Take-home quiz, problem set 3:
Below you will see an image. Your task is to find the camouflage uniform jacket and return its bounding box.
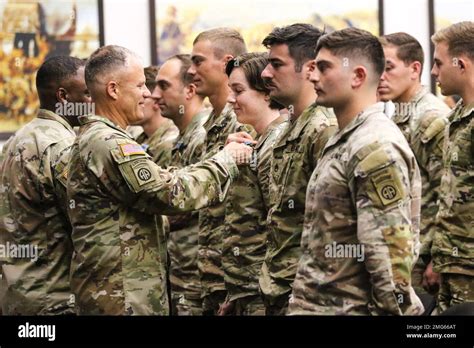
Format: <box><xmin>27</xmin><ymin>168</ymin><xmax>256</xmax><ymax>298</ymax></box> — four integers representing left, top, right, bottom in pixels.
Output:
<box><xmin>166</xmin><ymin>110</ymin><xmax>208</xmax><ymax>301</ymax></box>
<box><xmin>66</xmin><ymin>114</ymin><xmax>238</xmax><ymax>315</ymax></box>
<box><xmin>288</xmin><ymin>103</ymin><xmax>424</xmax><ymax>315</ymax></box>
<box><xmin>135</xmin><ymin>119</ymin><xmax>179</xmax><ymax>166</ymax></box>
<box><xmin>391</xmin><ymin>87</ymin><xmax>449</xmax><ymax>257</ymax></box>
<box><xmin>0</xmin><ymin>109</ymin><xmax>75</xmax><ymax>315</ymax></box>
<box><xmin>259</xmin><ymin>103</ymin><xmax>337</xmax><ymax>303</ymax></box>
<box><xmin>432</xmin><ymin>100</ymin><xmax>474</xmax><ymax>276</ymax></box>
<box><xmin>223</xmin><ymin>115</ymin><xmax>288</xmax><ymax>302</ymax></box>
<box><xmin>198</xmin><ymin>103</ymin><xmax>253</xmax><ymax>297</ymax></box>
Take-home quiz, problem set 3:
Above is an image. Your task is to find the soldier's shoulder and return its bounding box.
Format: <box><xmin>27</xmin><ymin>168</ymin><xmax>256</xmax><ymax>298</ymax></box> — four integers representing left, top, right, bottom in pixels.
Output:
<box><xmin>416</xmin><ymin>112</ymin><xmax>448</xmax><ymax>144</ymax></box>
<box><xmin>309</xmin><ymin>106</ymin><xmax>337</xmax><ymax>133</ymax></box>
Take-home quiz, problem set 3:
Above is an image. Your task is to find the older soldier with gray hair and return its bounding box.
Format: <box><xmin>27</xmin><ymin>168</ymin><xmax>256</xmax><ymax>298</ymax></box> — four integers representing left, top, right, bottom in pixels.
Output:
<box><xmin>65</xmin><ymin>45</ymin><xmax>252</xmax><ymax>315</ymax></box>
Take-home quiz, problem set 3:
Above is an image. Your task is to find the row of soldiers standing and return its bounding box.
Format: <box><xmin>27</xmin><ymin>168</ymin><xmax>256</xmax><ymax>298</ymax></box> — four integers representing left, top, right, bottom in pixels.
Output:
<box><xmin>0</xmin><ymin>21</ymin><xmax>472</xmax><ymax>316</ymax></box>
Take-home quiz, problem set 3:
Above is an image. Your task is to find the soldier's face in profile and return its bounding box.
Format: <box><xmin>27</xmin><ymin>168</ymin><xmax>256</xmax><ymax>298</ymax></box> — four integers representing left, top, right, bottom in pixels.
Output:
<box><xmin>261</xmin><ymin>44</ymin><xmax>310</xmax><ymax>107</ymax></box>
<box><xmin>154</xmin><ymin>58</ymin><xmax>187</xmax><ymax>119</ymax></box>
<box><xmin>62</xmin><ymin>66</ymin><xmax>91</xmax><ymax>108</ymax></box>
<box><xmin>431</xmin><ymin>42</ymin><xmax>460</xmax><ymax>96</ymax></box>
<box><xmin>189</xmin><ymin>39</ymin><xmax>227</xmax><ymax>97</ymax></box>
<box><xmin>227</xmin><ymin>67</ymin><xmax>270</xmax><ymax>128</ymax></box>
<box><xmin>310</xmin><ymin>48</ymin><xmax>352</xmax><ymax>109</ymax></box>
<box><xmin>117</xmin><ymin>58</ymin><xmax>151</xmax><ymax>125</ymax></box>
<box><xmin>378</xmin><ymin>45</ymin><xmax>416</xmax><ymax>103</ymax></box>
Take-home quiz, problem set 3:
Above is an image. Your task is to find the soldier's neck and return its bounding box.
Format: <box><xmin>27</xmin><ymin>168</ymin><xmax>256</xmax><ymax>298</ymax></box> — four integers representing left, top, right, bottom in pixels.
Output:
<box><xmin>335</xmin><ymin>91</ymin><xmax>377</xmax><ymax>130</ymax></box>
<box><xmin>95</xmin><ymin>104</ymin><xmax>127</xmax><ymax>129</ymax></box>
<box><xmin>208</xmin><ymin>87</ymin><xmax>229</xmax><ymax>116</ymax></box>
<box><xmin>460</xmin><ymin>84</ymin><xmax>474</xmax><ymax>106</ymax></box>
<box><xmin>288</xmin><ymin>88</ymin><xmax>317</xmax><ymax>121</ymax></box>
<box><xmin>393</xmin><ymin>82</ymin><xmax>422</xmax><ymax>104</ymax></box>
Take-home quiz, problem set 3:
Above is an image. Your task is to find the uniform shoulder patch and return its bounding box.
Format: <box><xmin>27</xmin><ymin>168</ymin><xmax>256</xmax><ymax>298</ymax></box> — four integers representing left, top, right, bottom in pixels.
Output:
<box><xmin>119</xmin><ymin>143</ymin><xmax>146</xmax><ymax>156</ymax></box>
<box><xmin>421</xmin><ymin>116</ymin><xmax>447</xmax><ymax>143</ymax></box>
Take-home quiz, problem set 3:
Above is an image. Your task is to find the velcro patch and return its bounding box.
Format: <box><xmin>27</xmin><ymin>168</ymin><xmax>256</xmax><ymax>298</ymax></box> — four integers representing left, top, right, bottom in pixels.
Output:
<box><xmin>370</xmin><ymin>167</ymin><xmax>403</xmax><ymax>206</ymax></box>
<box><xmin>120</xmin><ymin>143</ymin><xmax>146</xmax><ymax>156</ymax></box>
<box><xmin>131</xmin><ymin>161</ymin><xmax>155</xmax><ymax>187</ymax></box>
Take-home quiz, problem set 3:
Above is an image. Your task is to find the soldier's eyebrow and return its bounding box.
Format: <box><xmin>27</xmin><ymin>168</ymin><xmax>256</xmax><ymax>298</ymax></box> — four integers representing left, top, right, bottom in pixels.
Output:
<box><xmin>157</xmin><ymin>79</ymin><xmax>171</xmax><ymax>89</ymax></box>
<box><xmin>315</xmin><ymin>59</ymin><xmax>332</xmax><ymax>70</ymax></box>
<box><xmin>191</xmin><ymin>55</ymin><xmax>205</xmax><ymax>64</ymax></box>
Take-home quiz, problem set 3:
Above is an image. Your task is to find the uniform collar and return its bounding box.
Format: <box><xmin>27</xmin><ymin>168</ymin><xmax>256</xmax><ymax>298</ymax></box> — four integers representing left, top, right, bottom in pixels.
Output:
<box><xmin>323</xmin><ymin>102</ymin><xmax>385</xmax><ymax>153</ymax></box>
<box><xmin>285</xmin><ymin>102</ymin><xmax>318</xmax><ymax>142</ymax></box>
<box><xmin>78</xmin><ymin>114</ymin><xmax>129</xmax><ymax>136</ymax></box>
<box><xmin>450</xmin><ymin>99</ymin><xmax>474</xmax><ymax>122</ymax></box>
<box><xmin>180</xmin><ymin>110</ymin><xmax>208</xmax><ymax>136</ymax></box>
<box><xmin>37</xmin><ymin>109</ymin><xmax>75</xmax><ymax>133</ymax></box>
<box><xmin>255</xmin><ymin>115</ymin><xmax>288</xmax><ymax>151</ymax></box>
<box><xmin>391</xmin><ymin>86</ymin><xmax>428</xmax><ymax>125</ymax></box>
<box><xmin>203</xmin><ymin>103</ymin><xmax>234</xmax><ymax>131</ymax></box>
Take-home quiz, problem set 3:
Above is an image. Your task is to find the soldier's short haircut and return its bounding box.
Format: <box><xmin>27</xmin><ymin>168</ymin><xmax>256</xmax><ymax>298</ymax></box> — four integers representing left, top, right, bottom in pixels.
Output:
<box><xmin>193</xmin><ymin>27</ymin><xmax>247</xmax><ymax>59</ymax></box>
<box><xmin>431</xmin><ymin>21</ymin><xmax>474</xmax><ymax>60</ymax></box>
<box><xmin>226</xmin><ymin>52</ymin><xmax>283</xmax><ymax>110</ymax></box>
<box><xmin>168</xmin><ymin>54</ymin><xmax>194</xmax><ymax>85</ymax></box>
<box><xmin>144</xmin><ymin>66</ymin><xmax>159</xmax><ymax>92</ymax></box>
<box><xmin>36</xmin><ymin>55</ymin><xmax>85</xmax><ymax>104</ymax></box>
<box><xmin>379</xmin><ymin>32</ymin><xmax>424</xmax><ymax>71</ymax></box>
<box><xmin>262</xmin><ymin>23</ymin><xmax>323</xmax><ymax>72</ymax></box>
<box><xmin>85</xmin><ymin>45</ymin><xmax>137</xmax><ymax>89</ymax></box>
<box><xmin>316</xmin><ymin>27</ymin><xmax>385</xmax><ymax>83</ymax></box>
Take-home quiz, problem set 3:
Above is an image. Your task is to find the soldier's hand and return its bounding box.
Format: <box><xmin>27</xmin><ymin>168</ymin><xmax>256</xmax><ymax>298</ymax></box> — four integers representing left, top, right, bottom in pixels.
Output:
<box><xmin>422</xmin><ymin>260</ymin><xmax>441</xmax><ymax>295</ymax></box>
<box><xmin>226</xmin><ymin>131</ymin><xmax>257</xmax><ymax>146</ymax></box>
<box><xmin>223</xmin><ymin>142</ymin><xmax>253</xmax><ymax>165</ymax></box>
<box><xmin>217</xmin><ymin>300</ymin><xmax>235</xmax><ymax>316</ymax></box>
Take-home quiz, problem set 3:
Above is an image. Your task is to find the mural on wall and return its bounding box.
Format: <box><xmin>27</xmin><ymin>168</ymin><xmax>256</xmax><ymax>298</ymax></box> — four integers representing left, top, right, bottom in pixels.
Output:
<box><xmin>0</xmin><ymin>0</ymin><xmax>103</xmax><ymax>138</ymax></box>
<box><xmin>154</xmin><ymin>0</ymin><xmax>381</xmax><ymax>64</ymax></box>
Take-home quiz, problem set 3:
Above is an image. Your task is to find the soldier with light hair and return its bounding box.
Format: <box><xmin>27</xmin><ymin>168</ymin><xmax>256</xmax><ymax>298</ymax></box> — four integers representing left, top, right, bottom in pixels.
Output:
<box><xmin>378</xmin><ymin>32</ymin><xmax>450</xmax><ymax>300</ymax></box>
<box><xmin>430</xmin><ymin>21</ymin><xmax>474</xmax><ymax>313</ymax></box>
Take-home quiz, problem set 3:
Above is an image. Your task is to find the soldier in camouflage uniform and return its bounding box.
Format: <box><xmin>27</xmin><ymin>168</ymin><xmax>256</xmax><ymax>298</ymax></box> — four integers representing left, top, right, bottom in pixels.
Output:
<box><xmin>289</xmin><ymin>28</ymin><xmax>424</xmax><ymax>316</ymax></box>
<box><xmin>152</xmin><ymin>54</ymin><xmax>208</xmax><ymax>315</ymax></box>
<box><xmin>378</xmin><ymin>32</ymin><xmax>450</xmax><ymax>298</ymax></box>
<box><xmin>430</xmin><ymin>22</ymin><xmax>474</xmax><ymax>312</ymax></box>
<box><xmin>258</xmin><ymin>24</ymin><xmax>337</xmax><ymax>315</ymax></box>
<box><xmin>0</xmin><ymin>56</ymin><xmax>90</xmax><ymax>315</ymax></box>
<box><xmin>188</xmin><ymin>28</ymin><xmax>251</xmax><ymax>315</ymax></box>
<box><xmin>131</xmin><ymin>66</ymin><xmax>178</xmax><ymax>166</ymax></box>
<box><xmin>66</xmin><ymin>45</ymin><xmax>252</xmax><ymax>315</ymax></box>
<box><xmin>219</xmin><ymin>53</ymin><xmax>288</xmax><ymax>315</ymax></box>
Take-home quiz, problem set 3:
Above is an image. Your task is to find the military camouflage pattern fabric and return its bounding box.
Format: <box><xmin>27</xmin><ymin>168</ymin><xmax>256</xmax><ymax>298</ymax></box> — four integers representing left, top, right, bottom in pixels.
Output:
<box><xmin>66</xmin><ymin>114</ymin><xmax>238</xmax><ymax>315</ymax></box>
<box><xmin>391</xmin><ymin>88</ymin><xmax>449</xmax><ymax>292</ymax></box>
<box><xmin>135</xmin><ymin>119</ymin><xmax>179</xmax><ymax>166</ymax></box>
<box><xmin>259</xmin><ymin>103</ymin><xmax>337</xmax><ymax>308</ymax></box>
<box><xmin>166</xmin><ymin>110</ymin><xmax>208</xmax><ymax>315</ymax></box>
<box><xmin>198</xmin><ymin>103</ymin><xmax>253</xmax><ymax>302</ymax></box>
<box><xmin>438</xmin><ymin>273</ymin><xmax>474</xmax><ymax>312</ymax></box>
<box><xmin>288</xmin><ymin>103</ymin><xmax>424</xmax><ymax>315</ymax></box>
<box><xmin>391</xmin><ymin>88</ymin><xmax>449</xmax><ymax>259</ymax></box>
<box><xmin>0</xmin><ymin>109</ymin><xmax>75</xmax><ymax>315</ymax></box>
<box><xmin>222</xmin><ymin>115</ymin><xmax>287</xmax><ymax>308</ymax></box>
<box><xmin>432</xmin><ymin>100</ymin><xmax>473</xmax><ymax>276</ymax></box>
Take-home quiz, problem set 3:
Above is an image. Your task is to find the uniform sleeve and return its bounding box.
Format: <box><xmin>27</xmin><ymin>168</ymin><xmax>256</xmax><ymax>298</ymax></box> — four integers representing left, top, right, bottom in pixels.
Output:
<box><xmin>352</xmin><ymin>143</ymin><xmax>422</xmax><ymax>315</ymax></box>
<box><xmin>94</xmin><ymin>138</ymin><xmax>239</xmax><ymax>216</ymax></box>
<box><xmin>415</xmin><ymin>114</ymin><xmax>448</xmax><ymax>259</ymax></box>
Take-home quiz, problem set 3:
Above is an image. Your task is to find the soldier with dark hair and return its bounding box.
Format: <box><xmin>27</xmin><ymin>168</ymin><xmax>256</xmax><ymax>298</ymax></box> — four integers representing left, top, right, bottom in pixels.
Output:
<box><xmin>0</xmin><ymin>55</ymin><xmax>90</xmax><ymax>315</ymax></box>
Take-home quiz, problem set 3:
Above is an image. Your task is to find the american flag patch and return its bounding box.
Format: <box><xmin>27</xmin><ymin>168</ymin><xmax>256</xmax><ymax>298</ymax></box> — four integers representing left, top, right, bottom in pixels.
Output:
<box><xmin>120</xmin><ymin>143</ymin><xmax>146</xmax><ymax>156</ymax></box>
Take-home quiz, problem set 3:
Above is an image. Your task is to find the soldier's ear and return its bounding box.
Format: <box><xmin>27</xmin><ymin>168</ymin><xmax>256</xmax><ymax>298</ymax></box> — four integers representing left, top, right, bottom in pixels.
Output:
<box><xmin>351</xmin><ymin>65</ymin><xmax>367</xmax><ymax>89</ymax></box>
<box><xmin>185</xmin><ymin>83</ymin><xmax>196</xmax><ymax>100</ymax></box>
<box><xmin>56</xmin><ymin>87</ymin><xmax>68</xmax><ymax>104</ymax></box>
<box><xmin>106</xmin><ymin>81</ymin><xmax>119</xmax><ymax>100</ymax></box>
<box><xmin>222</xmin><ymin>54</ymin><xmax>234</xmax><ymax>72</ymax></box>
